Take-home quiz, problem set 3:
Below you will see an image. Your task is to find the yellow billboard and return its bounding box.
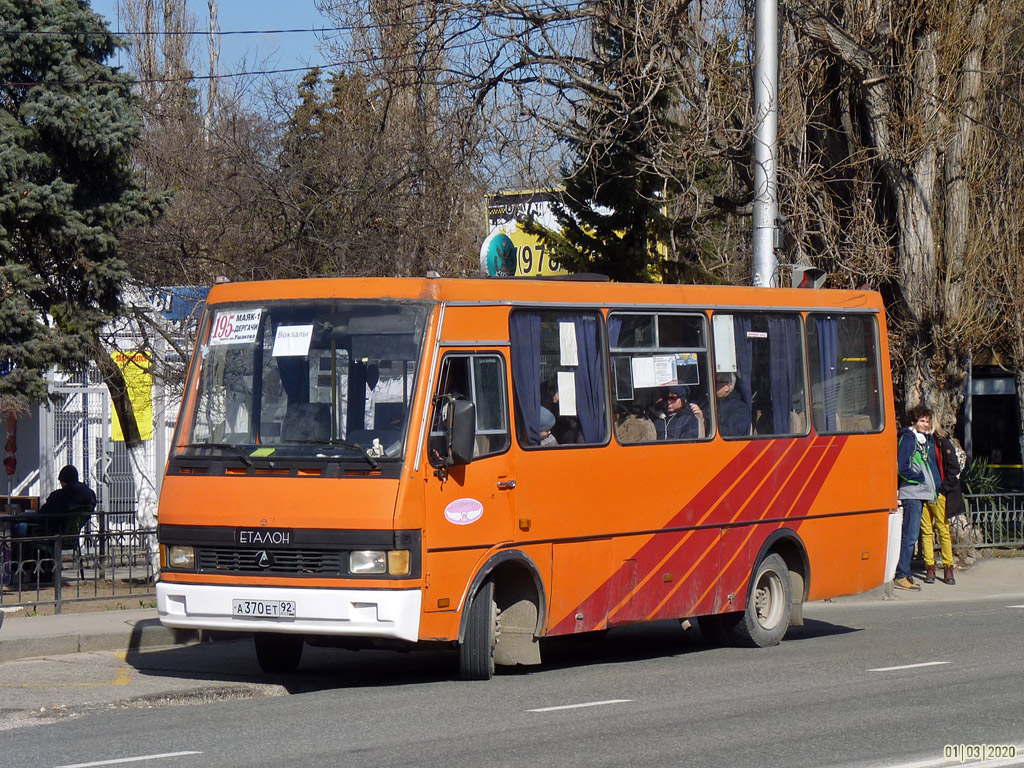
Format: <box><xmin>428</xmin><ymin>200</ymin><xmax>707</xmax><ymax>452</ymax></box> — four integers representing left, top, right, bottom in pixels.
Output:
<box><xmin>483</xmin><ymin>190</ymin><xmax>569</xmax><ymax>277</ymax></box>
<box><xmin>111</xmin><ymin>350</ymin><xmax>153</xmax><ymax>441</ymax></box>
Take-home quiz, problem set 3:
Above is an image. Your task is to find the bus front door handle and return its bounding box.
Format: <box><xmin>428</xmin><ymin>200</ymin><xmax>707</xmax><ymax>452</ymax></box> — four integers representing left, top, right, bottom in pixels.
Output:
<box><xmin>497</xmin><ymin>480</ymin><xmax>516</xmax><ymax>490</ymax></box>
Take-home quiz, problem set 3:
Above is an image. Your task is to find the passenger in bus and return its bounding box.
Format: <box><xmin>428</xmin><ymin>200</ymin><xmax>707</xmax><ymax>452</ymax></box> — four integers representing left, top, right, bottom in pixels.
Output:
<box><xmin>615</xmin><ymin>406</ymin><xmax>657</xmax><ymax>443</ymax></box>
<box><xmin>541</xmin><ymin>381</ymin><xmax>583</xmax><ymax>444</ymax></box>
<box><xmin>538</xmin><ymin>407</ymin><xmax>558</xmax><ymax>446</ymax></box>
<box><xmin>651</xmin><ymin>386</ymin><xmax>705</xmax><ymax>440</ymax></box>
<box><xmin>715</xmin><ymin>372</ymin><xmax>751</xmax><ymax>437</ymax></box>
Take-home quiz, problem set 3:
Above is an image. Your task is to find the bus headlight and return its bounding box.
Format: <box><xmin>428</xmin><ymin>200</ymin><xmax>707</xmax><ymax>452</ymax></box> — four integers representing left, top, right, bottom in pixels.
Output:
<box><xmin>387</xmin><ymin>549</ymin><xmax>411</xmax><ymax>576</ymax></box>
<box><xmin>349</xmin><ymin>550</ymin><xmax>411</xmax><ymax>575</ymax></box>
<box><xmin>167</xmin><ymin>545</ymin><xmax>196</xmax><ymax>570</ymax></box>
<box><xmin>349</xmin><ymin>550</ymin><xmax>387</xmax><ymax>574</ymax></box>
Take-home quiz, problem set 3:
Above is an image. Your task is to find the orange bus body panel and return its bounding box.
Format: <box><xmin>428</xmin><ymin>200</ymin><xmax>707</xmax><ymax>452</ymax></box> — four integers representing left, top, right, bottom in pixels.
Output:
<box><xmin>158</xmin><ymin>277</ymin><xmax>896</xmax><ymax>652</ymax></box>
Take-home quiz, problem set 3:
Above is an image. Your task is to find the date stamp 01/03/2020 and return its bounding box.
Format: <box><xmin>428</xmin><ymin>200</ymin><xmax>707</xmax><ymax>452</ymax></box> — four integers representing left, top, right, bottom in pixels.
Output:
<box><xmin>943</xmin><ymin>745</ymin><xmax>1018</xmax><ymax>763</ymax></box>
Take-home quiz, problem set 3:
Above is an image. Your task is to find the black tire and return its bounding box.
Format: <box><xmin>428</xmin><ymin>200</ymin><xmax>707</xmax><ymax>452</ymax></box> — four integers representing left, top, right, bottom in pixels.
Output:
<box><xmin>254</xmin><ymin>632</ymin><xmax>304</xmax><ymax>674</ymax></box>
<box><xmin>459</xmin><ymin>580</ymin><xmax>497</xmax><ymax>680</ymax></box>
<box><xmin>730</xmin><ymin>553</ymin><xmax>792</xmax><ymax>647</ymax></box>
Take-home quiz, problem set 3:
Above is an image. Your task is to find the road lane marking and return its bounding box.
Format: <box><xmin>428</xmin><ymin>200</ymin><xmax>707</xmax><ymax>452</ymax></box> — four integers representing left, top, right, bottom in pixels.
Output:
<box><xmin>1008</xmin><ymin>605</ymin><xmax>1024</xmax><ymax>609</ymax></box>
<box><xmin>869</xmin><ymin>661</ymin><xmax>950</xmax><ymax>672</ymax></box>
<box><xmin>55</xmin><ymin>753</ymin><xmax>202</xmax><ymax>768</ymax></box>
<box><xmin>528</xmin><ymin>699</ymin><xmax>632</xmax><ymax>713</ymax></box>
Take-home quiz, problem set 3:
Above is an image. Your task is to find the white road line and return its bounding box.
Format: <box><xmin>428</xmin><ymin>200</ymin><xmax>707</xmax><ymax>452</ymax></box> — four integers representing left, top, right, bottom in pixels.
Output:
<box><xmin>1008</xmin><ymin>605</ymin><xmax>1024</xmax><ymax>609</ymax></box>
<box><xmin>528</xmin><ymin>699</ymin><xmax>632</xmax><ymax>713</ymax></box>
<box><xmin>869</xmin><ymin>661</ymin><xmax>951</xmax><ymax>672</ymax></box>
<box><xmin>54</xmin><ymin>752</ymin><xmax>202</xmax><ymax>768</ymax></box>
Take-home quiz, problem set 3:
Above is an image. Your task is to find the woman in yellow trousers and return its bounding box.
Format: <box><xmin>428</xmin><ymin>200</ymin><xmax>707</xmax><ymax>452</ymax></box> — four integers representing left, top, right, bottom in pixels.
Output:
<box><xmin>921</xmin><ymin>426</ymin><xmax>966</xmax><ymax>585</ymax></box>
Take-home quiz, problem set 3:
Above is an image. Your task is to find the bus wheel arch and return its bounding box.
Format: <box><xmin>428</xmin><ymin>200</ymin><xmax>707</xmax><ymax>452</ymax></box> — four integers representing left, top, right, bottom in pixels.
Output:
<box><xmin>752</xmin><ymin>529</ymin><xmax>810</xmax><ymax>630</ymax></box>
<box><xmin>730</xmin><ymin>530</ymin><xmax>809</xmax><ymax>647</ymax></box>
<box><xmin>459</xmin><ymin>551</ymin><xmax>546</xmax><ymax>678</ymax></box>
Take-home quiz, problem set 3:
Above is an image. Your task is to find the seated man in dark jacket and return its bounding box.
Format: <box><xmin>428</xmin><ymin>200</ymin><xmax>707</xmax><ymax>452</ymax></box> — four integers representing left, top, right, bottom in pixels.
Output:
<box><xmin>715</xmin><ymin>372</ymin><xmax>751</xmax><ymax>437</ymax></box>
<box><xmin>651</xmin><ymin>386</ymin><xmax>705</xmax><ymax>440</ymax></box>
<box><xmin>15</xmin><ymin>465</ymin><xmax>96</xmax><ymax>537</ymax></box>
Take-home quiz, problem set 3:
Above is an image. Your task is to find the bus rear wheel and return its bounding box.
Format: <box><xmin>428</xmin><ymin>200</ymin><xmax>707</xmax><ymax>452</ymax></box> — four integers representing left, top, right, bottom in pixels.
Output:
<box><xmin>732</xmin><ymin>553</ymin><xmax>792</xmax><ymax>647</ymax></box>
<box><xmin>254</xmin><ymin>632</ymin><xmax>304</xmax><ymax>674</ymax></box>
<box><xmin>459</xmin><ymin>580</ymin><xmax>497</xmax><ymax>680</ymax></box>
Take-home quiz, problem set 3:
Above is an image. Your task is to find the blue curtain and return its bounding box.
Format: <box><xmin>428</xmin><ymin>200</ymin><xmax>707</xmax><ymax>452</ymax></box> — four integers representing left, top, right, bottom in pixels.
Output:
<box><xmin>568</xmin><ymin>314</ymin><xmax>606</xmax><ymax>443</ymax></box>
<box><xmin>768</xmin><ymin>316</ymin><xmax>797</xmax><ymax>434</ymax></box>
<box><xmin>732</xmin><ymin>315</ymin><xmax>753</xmax><ymax>408</ymax></box>
<box><xmin>607</xmin><ymin>315</ymin><xmax>622</xmax><ymax>348</ymax></box>
<box><xmin>509</xmin><ymin>313</ymin><xmax>542</xmax><ymax>444</ymax></box>
<box><xmin>817</xmin><ymin>317</ymin><xmax>839</xmax><ymax>431</ymax></box>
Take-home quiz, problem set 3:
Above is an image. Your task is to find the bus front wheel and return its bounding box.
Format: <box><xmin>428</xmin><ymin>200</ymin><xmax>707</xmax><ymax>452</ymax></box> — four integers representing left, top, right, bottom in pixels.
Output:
<box><xmin>459</xmin><ymin>580</ymin><xmax>497</xmax><ymax>680</ymax></box>
<box><xmin>254</xmin><ymin>632</ymin><xmax>304</xmax><ymax>674</ymax></box>
<box><xmin>732</xmin><ymin>553</ymin><xmax>792</xmax><ymax>647</ymax></box>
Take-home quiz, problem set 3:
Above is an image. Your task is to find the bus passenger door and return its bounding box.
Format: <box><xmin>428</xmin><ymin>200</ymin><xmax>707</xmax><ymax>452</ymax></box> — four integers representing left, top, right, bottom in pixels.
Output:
<box><xmin>422</xmin><ymin>352</ymin><xmax>515</xmax><ymax>604</ymax></box>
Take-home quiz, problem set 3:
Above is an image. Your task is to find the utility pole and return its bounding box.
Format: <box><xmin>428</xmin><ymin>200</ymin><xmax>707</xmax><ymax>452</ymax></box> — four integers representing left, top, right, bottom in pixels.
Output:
<box><xmin>751</xmin><ymin>0</ymin><xmax>779</xmax><ymax>287</ymax></box>
<box><xmin>205</xmin><ymin>0</ymin><xmax>220</xmax><ymax>141</ymax></box>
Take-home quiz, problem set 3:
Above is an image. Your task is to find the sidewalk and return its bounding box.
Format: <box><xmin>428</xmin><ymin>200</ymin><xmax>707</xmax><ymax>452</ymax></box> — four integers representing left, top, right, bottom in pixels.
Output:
<box><xmin>1</xmin><ymin>556</ymin><xmax>1023</xmax><ymax>665</ymax></box>
<box><xmin>0</xmin><ymin>605</ymin><xmax>204</xmax><ymax>664</ymax></box>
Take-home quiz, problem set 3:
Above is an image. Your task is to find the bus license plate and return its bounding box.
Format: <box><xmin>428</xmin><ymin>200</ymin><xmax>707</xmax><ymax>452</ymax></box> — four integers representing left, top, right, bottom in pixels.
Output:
<box><xmin>232</xmin><ymin>599</ymin><xmax>296</xmax><ymax>619</ymax></box>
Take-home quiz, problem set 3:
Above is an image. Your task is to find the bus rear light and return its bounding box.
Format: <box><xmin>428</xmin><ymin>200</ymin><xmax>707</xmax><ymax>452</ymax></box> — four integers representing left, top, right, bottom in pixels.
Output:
<box><xmin>167</xmin><ymin>545</ymin><xmax>196</xmax><ymax>570</ymax></box>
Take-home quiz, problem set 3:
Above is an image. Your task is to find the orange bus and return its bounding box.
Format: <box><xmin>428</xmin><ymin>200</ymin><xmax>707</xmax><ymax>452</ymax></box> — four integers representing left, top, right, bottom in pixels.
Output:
<box><xmin>156</xmin><ymin>277</ymin><xmax>898</xmax><ymax>678</ymax></box>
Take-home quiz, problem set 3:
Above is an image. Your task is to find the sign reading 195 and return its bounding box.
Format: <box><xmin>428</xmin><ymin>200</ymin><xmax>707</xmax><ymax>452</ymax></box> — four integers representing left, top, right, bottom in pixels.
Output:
<box><xmin>211</xmin><ymin>312</ymin><xmax>236</xmax><ymax>340</ymax></box>
<box><xmin>517</xmin><ymin>243</ymin><xmax>563</xmax><ymax>276</ymax></box>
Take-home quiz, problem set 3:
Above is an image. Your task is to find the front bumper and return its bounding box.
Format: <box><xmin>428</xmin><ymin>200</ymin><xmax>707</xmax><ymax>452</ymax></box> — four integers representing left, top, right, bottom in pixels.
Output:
<box><xmin>156</xmin><ymin>582</ymin><xmax>422</xmax><ymax>642</ymax></box>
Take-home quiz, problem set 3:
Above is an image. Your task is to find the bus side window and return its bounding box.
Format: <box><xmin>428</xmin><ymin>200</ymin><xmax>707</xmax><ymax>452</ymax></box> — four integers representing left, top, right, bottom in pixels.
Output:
<box><xmin>807</xmin><ymin>314</ymin><xmax>883</xmax><ymax>434</ymax></box>
<box><xmin>608</xmin><ymin>311</ymin><xmax>710</xmax><ymax>444</ymax></box>
<box><xmin>712</xmin><ymin>312</ymin><xmax>807</xmax><ymax>438</ymax></box>
<box><xmin>510</xmin><ymin>310</ymin><xmax>607</xmax><ymax>448</ymax></box>
<box><xmin>428</xmin><ymin>353</ymin><xmax>510</xmax><ymax>465</ymax></box>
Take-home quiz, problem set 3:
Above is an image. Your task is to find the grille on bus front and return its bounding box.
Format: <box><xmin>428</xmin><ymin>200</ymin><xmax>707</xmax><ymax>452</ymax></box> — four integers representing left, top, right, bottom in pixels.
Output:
<box><xmin>197</xmin><ymin>548</ymin><xmax>346</xmax><ymax>576</ymax></box>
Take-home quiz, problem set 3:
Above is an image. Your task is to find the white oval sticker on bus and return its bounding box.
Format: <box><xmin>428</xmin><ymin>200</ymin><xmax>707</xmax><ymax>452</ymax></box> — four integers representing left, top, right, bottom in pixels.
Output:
<box><xmin>444</xmin><ymin>498</ymin><xmax>484</xmax><ymax>525</ymax></box>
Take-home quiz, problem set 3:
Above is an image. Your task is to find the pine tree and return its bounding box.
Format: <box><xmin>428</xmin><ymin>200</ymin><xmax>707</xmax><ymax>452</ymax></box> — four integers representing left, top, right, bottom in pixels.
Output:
<box><xmin>523</xmin><ymin>0</ymin><xmax>679</xmax><ymax>283</ymax></box>
<box><xmin>0</xmin><ymin>0</ymin><xmax>165</xmax><ymax>405</ymax></box>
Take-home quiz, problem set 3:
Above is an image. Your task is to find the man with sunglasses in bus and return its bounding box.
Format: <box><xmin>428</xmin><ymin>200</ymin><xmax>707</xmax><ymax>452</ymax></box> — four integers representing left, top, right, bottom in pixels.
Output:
<box><xmin>652</xmin><ymin>385</ymin><xmax>705</xmax><ymax>440</ymax></box>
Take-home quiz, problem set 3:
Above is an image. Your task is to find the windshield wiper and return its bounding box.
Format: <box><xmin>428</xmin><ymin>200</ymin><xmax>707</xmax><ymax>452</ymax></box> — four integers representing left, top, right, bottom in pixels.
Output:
<box><xmin>287</xmin><ymin>439</ymin><xmax>380</xmax><ymax>469</ymax></box>
<box><xmin>185</xmin><ymin>442</ymin><xmax>253</xmax><ymax>467</ymax></box>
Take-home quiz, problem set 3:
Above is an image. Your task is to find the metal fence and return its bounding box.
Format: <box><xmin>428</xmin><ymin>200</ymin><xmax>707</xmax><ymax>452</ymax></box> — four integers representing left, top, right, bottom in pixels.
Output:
<box><xmin>956</xmin><ymin>493</ymin><xmax>1024</xmax><ymax>549</ymax></box>
<box><xmin>1</xmin><ymin>511</ymin><xmax>157</xmax><ymax>613</ymax></box>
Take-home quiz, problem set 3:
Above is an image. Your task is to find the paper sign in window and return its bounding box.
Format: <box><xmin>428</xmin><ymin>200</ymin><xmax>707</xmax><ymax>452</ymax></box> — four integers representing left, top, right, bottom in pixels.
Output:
<box><xmin>209</xmin><ymin>309</ymin><xmax>263</xmax><ymax>346</ymax></box>
<box><xmin>559</xmin><ymin>322</ymin><xmax>578</xmax><ymax>366</ymax></box>
<box><xmin>631</xmin><ymin>357</ymin><xmax>657</xmax><ymax>388</ymax></box>
<box><xmin>272</xmin><ymin>324</ymin><xmax>314</xmax><ymax>357</ymax></box>
<box><xmin>556</xmin><ymin>371</ymin><xmax>577</xmax><ymax>416</ymax></box>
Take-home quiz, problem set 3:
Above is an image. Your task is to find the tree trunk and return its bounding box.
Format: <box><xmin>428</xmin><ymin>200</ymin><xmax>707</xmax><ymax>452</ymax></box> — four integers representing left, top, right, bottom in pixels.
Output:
<box><xmin>91</xmin><ymin>346</ymin><xmax>159</xmax><ymax>572</ymax></box>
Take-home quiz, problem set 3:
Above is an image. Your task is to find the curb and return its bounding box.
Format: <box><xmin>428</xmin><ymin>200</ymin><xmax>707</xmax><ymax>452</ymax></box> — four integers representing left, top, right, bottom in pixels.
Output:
<box><xmin>0</xmin><ymin>616</ymin><xmax>202</xmax><ymax>664</ymax></box>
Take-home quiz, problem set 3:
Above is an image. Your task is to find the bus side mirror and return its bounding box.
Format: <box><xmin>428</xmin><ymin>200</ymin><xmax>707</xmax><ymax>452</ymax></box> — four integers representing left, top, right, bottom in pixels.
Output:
<box><xmin>449</xmin><ymin>399</ymin><xmax>476</xmax><ymax>466</ymax></box>
<box><xmin>431</xmin><ymin>394</ymin><xmax>476</xmax><ymax>473</ymax></box>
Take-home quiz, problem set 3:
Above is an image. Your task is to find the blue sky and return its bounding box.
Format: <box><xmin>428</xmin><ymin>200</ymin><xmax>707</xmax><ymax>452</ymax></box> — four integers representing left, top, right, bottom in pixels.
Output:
<box><xmin>90</xmin><ymin>0</ymin><xmax>332</xmax><ymax>77</ymax></box>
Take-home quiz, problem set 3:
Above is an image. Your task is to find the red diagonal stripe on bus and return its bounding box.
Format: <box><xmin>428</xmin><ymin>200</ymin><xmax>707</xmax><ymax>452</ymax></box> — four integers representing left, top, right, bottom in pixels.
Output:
<box><xmin>711</xmin><ymin>434</ymin><xmax>849</xmax><ymax>616</ymax></box>
<box><xmin>636</xmin><ymin>436</ymin><xmax>816</xmax><ymax>621</ymax></box>
<box><xmin>606</xmin><ymin>439</ymin><xmax>797</xmax><ymax>625</ymax></box>
<box><xmin>549</xmin><ymin>440</ymin><xmax>774</xmax><ymax>634</ymax></box>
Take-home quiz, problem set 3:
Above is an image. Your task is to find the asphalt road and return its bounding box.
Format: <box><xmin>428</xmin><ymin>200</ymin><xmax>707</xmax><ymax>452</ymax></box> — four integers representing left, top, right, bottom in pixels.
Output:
<box><xmin>2</xmin><ymin>596</ymin><xmax>1024</xmax><ymax>768</ymax></box>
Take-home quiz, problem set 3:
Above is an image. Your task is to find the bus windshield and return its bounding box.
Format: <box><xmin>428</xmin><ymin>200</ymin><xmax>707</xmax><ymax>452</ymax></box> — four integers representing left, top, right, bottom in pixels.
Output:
<box><xmin>179</xmin><ymin>299</ymin><xmax>430</xmax><ymax>461</ymax></box>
